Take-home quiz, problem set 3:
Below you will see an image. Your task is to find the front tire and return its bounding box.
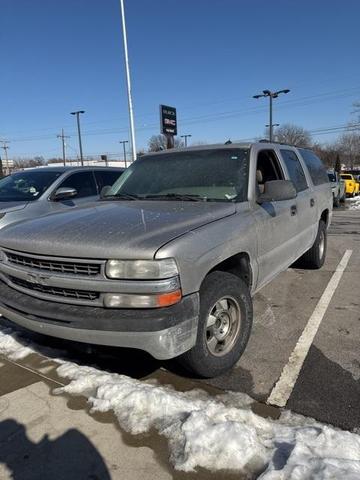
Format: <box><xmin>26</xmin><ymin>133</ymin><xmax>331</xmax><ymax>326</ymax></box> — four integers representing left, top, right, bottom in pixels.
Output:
<box><xmin>178</xmin><ymin>271</ymin><xmax>253</xmax><ymax>378</ymax></box>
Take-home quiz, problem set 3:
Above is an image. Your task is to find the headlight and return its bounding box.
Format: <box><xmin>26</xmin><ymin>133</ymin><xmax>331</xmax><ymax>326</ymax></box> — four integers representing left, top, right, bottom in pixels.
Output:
<box><xmin>106</xmin><ymin>258</ymin><xmax>178</xmax><ymax>279</ymax></box>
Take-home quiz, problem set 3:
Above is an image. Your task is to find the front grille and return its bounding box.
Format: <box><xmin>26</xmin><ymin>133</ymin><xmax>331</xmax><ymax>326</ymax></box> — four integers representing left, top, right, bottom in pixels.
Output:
<box><xmin>6</xmin><ymin>252</ymin><xmax>101</xmax><ymax>276</ymax></box>
<box><xmin>10</xmin><ymin>276</ymin><xmax>99</xmax><ymax>301</ymax></box>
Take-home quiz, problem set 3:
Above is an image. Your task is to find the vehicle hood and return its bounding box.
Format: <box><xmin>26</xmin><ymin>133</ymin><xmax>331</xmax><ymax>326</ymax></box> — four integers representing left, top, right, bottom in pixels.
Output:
<box><xmin>0</xmin><ymin>200</ymin><xmax>236</xmax><ymax>259</ymax></box>
<box><xmin>0</xmin><ymin>201</ymin><xmax>28</xmax><ymax>214</ymax></box>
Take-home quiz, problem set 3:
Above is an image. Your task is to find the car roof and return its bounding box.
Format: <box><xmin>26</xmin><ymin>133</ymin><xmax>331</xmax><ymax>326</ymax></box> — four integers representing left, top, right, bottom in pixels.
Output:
<box><xmin>140</xmin><ymin>141</ymin><xmax>302</xmax><ymax>159</ymax></box>
<box><xmin>16</xmin><ymin>166</ymin><xmax>124</xmax><ymax>174</ymax></box>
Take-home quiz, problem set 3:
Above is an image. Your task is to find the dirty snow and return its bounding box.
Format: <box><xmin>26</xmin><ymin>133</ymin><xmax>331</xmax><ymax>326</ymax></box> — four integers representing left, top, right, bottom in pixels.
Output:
<box><xmin>1</xmin><ymin>325</ymin><xmax>360</xmax><ymax>479</ymax></box>
<box><xmin>348</xmin><ymin>197</ymin><xmax>360</xmax><ymax>210</ymax></box>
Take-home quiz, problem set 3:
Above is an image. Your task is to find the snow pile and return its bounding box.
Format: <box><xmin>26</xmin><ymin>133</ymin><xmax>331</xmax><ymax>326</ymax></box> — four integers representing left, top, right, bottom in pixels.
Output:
<box><xmin>348</xmin><ymin>197</ymin><xmax>360</xmax><ymax>210</ymax></box>
<box><xmin>1</xmin><ymin>325</ymin><xmax>360</xmax><ymax>478</ymax></box>
<box><xmin>0</xmin><ymin>327</ymin><xmax>34</xmax><ymax>360</ymax></box>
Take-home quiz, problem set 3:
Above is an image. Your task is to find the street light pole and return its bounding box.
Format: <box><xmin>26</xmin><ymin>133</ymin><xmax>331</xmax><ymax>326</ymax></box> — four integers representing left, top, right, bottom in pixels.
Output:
<box><xmin>119</xmin><ymin>0</ymin><xmax>137</xmax><ymax>162</ymax></box>
<box><xmin>253</xmin><ymin>89</ymin><xmax>290</xmax><ymax>142</ymax></box>
<box><xmin>180</xmin><ymin>134</ymin><xmax>192</xmax><ymax>147</ymax></box>
<box><xmin>70</xmin><ymin>110</ymin><xmax>85</xmax><ymax>166</ymax></box>
<box><xmin>119</xmin><ymin>140</ymin><xmax>129</xmax><ymax>167</ymax></box>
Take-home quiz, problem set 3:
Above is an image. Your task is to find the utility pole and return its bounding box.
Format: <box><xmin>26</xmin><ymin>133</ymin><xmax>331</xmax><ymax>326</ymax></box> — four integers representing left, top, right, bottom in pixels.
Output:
<box><xmin>0</xmin><ymin>140</ymin><xmax>10</xmax><ymax>174</ymax></box>
<box><xmin>70</xmin><ymin>110</ymin><xmax>85</xmax><ymax>166</ymax></box>
<box><xmin>180</xmin><ymin>134</ymin><xmax>192</xmax><ymax>147</ymax></box>
<box><xmin>119</xmin><ymin>140</ymin><xmax>129</xmax><ymax>167</ymax></box>
<box><xmin>57</xmin><ymin>129</ymin><xmax>70</xmax><ymax>166</ymax></box>
<box><xmin>253</xmin><ymin>89</ymin><xmax>290</xmax><ymax>142</ymax></box>
<box><xmin>119</xmin><ymin>0</ymin><xmax>137</xmax><ymax>162</ymax></box>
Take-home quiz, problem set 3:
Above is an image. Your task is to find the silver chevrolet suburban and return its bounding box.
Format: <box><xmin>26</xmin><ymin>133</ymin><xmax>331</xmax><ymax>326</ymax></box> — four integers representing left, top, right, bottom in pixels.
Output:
<box><xmin>0</xmin><ymin>143</ymin><xmax>332</xmax><ymax>377</ymax></box>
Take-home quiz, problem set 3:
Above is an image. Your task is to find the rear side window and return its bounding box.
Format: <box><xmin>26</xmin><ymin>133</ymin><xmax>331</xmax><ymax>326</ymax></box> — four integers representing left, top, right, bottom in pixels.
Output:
<box><xmin>94</xmin><ymin>170</ymin><xmax>123</xmax><ymax>191</ymax></box>
<box><xmin>299</xmin><ymin>149</ymin><xmax>328</xmax><ymax>186</ymax></box>
<box><xmin>280</xmin><ymin>149</ymin><xmax>308</xmax><ymax>192</ymax></box>
<box><xmin>58</xmin><ymin>172</ymin><xmax>97</xmax><ymax>198</ymax></box>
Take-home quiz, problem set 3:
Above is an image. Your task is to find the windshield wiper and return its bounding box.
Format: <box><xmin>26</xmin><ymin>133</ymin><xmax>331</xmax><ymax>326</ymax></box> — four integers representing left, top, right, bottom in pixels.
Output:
<box><xmin>142</xmin><ymin>193</ymin><xmax>205</xmax><ymax>202</ymax></box>
<box><xmin>101</xmin><ymin>192</ymin><xmax>141</xmax><ymax>201</ymax></box>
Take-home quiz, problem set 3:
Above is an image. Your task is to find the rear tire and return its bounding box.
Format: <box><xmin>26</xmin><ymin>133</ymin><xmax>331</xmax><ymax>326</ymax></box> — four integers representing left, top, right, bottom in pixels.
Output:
<box><xmin>297</xmin><ymin>219</ymin><xmax>327</xmax><ymax>269</ymax></box>
<box><xmin>178</xmin><ymin>271</ymin><xmax>253</xmax><ymax>378</ymax></box>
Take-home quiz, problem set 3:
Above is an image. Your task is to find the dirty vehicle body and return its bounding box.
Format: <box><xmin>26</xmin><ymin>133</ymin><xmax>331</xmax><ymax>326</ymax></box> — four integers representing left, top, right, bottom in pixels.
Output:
<box><xmin>327</xmin><ymin>170</ymin><xmax>345</xmax><ymax>206</ymax></box>
<box><xmin>0</xmin><ymin>143</ymin><xmax>332</xmax><ymax>377</ymax></box>
<box><xmin>0</xmin><ymin>166</ymin><xmax>124</xmax><ymax>229</ymax></box>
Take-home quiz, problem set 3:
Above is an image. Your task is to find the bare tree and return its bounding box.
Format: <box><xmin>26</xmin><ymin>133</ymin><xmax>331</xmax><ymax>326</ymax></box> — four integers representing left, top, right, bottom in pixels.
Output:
<box><xmin>312</xmin><ymin>142</ymin><xmax>340</xmax><ymax>169</ymax></box>
<box><xmin>273</xmin><ymin>123</ymin><xmax>312</xmax><ymax>147</ymax></box>
<box><xmin>336</xmin><ymin>132</ymin><xmax>360</xmax><ymax>169</ymax></box>
<box><xmin>148</xmin><ymin>135</ymin><xmax>184</xmax><ymax>152</ymax></box>
<box><xmin>13</xmin><ymin>156</ymin><xmax>46</xmax><ymax>169</ymax></box>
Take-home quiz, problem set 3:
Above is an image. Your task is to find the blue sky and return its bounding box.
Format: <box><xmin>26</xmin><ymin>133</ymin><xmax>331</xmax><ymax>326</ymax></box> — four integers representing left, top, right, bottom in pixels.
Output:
<box><xmin>1</xmin><ymin>0</ymin><xmax>360</xmax><ymax>160</ymax></box>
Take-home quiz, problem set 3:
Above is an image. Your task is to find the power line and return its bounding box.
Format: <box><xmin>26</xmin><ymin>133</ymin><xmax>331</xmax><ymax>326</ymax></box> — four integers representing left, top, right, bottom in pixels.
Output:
<box><xmin>6</xmin><ymin>85</ymin><xmax>360</xmax><ymax>144</ymax></box>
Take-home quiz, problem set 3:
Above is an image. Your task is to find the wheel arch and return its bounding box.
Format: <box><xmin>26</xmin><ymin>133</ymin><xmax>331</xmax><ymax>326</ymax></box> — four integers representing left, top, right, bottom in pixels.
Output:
<box><xmin>206</xmin><ymin>252</ymin><xmax>253</xmax><ymax>290</ymax></box>
<box><xmin>320</xmin><ymin>209</ymin><xmax>330</xmax><ymax>227</ymax></box>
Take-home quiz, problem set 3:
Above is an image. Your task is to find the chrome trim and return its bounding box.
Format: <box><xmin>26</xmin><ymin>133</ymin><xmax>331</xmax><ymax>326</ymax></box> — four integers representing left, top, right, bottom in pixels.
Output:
<box><xmin>0</xmin><ymin>248</ymin><xmax>181</xmax><ymax>307</ymax></box>
<box><xmin>0</xmin><ymin>272</ymin><xmax>104</xmax><ymax>307</ymax></box>
<box><xmin>2</xmin><ymin>248</ymin><xmax>105</xmax><ymax>277</ymax></box>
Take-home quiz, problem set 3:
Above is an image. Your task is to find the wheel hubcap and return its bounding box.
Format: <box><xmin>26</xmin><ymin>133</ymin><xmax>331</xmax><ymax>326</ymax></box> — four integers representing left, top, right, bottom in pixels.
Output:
<box><xmin>206</xmin><ymin>296</ymin><xmax>241</xmax><ymax>357</ymax></box>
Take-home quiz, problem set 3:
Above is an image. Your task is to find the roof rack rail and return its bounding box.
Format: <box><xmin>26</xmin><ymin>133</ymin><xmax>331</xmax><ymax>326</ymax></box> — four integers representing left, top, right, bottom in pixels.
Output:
<box><xmin>258</xmin><ymin>139</ymin><xmax>301</xmax><ymax>147</ymax></box>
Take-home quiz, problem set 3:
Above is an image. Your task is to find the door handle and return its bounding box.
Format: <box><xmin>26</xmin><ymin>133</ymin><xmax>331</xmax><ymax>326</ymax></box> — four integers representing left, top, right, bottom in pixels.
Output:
<box><xmin>310</xmin><ymin>198</ymin><xmax>315</xmax><ymax>207</ymax></box>
<box><xmin>290</xmin><ymin>205</ymin><xmax>297</xmax><ymax>216</ymax></box>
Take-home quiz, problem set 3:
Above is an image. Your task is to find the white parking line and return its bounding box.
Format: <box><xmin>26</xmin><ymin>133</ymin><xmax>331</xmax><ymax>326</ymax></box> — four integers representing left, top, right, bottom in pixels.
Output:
<box><xmin>267</xmin><ymin>249</ymin><xmax>353</xmax><ymax>408</ymax></box>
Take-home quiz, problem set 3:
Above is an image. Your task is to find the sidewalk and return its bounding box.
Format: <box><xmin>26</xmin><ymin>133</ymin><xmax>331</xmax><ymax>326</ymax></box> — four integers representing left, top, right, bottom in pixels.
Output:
<box><xmin>0</xmin><ymin>357</ymin><xmax>172</xmax><ymax>480</ymax></box>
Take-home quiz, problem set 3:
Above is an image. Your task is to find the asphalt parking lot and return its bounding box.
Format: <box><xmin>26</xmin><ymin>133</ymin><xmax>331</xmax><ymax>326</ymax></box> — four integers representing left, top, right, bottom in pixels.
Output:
<box><xmin>0</xmin><ymin>203</ymin><xmax>359</xmax><ymax>449</ymax></box>
<box><xmin>205</xmin><ymin>205</ymin><xmax>360</xmax><ymax>431</ymax></box>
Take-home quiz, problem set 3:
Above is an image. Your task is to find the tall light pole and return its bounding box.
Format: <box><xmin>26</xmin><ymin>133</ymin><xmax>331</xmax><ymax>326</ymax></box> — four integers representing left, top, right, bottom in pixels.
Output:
<box><xmin>119</xmin><ymin>140</ymin><xmax>129</xmax><ymax>167</ymax></box>
<box><xmin>180</xmin><ymin>134</ymin><xmax>192</xmax><ymax>147</ymax></box>
<box><xmin>57</xmin><ymin>129</ymin><xmax>70</xmax><ymax>166</ymax></box>
<box><xmin>253</xmin><ymin>89</ymin><xmax>290</xmax><ymax>142</ymax></box>
<box><xmin>119</xmin><ymin>0</ymin><xmax>137</xmax><ymax>162</ymax></box>
<box><xmin>70</xmin><ymin>110</ymin><xmax>85</xmax><ymax>166</ymax></box>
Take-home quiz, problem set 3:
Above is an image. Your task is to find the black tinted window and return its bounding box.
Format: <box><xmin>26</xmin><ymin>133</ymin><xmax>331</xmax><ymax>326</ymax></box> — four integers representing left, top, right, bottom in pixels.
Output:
<box><xmin>299</xmin><ymin>149</ymin><xmax>328</xmax><ymax>186</ymax></box>
<box><xmin>95</xmin><ymin>170</ymin><xmax>123</xmax><ymax>191</ymax></box>
<box><xmin>280</xmin><ymin>149</ymin><xmax>308</xmax><ymax>192</ymax></box>
<box><xmin>58</xmin><ymin>172</ymin><xmax>97</xmax><ymax>198</ymax></box>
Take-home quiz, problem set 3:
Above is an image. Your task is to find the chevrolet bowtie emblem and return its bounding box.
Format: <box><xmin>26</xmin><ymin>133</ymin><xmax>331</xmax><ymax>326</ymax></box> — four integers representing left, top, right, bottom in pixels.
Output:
<box><xmin>26</xmin><ymin>273</ymin><xmax>51</xmax><ymax>285</ymax></box>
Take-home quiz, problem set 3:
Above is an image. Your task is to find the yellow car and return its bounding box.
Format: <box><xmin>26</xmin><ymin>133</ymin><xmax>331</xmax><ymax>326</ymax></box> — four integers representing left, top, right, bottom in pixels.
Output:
<box><xmin>340</xmin><ymin>174</ymin><xmax>359</xmax><ymax>197</ymax></box>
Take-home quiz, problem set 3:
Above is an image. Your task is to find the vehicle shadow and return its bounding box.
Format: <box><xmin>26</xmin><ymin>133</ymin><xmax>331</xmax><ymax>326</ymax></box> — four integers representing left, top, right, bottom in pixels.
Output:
<box><xmin>0</xmin><ymin>419</ymin><xmax>111</xmax><ymax>480</ymax></box>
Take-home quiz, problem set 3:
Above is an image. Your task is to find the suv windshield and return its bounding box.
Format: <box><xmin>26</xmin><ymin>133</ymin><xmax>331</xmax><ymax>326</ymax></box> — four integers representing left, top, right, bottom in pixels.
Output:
<box><xmin>105</xmin><ymin>148</ymin><xmax>249</xmax><ymax>202</ymax></box>
<box><xmin>0</xmin><ymin>170</ymin><xmax>63</xmax><ymax>202</ymax></box>
<box><xmin>327</xmin><ymin>173</ymin><xmax>336</xmax><ymax>182</ymax></box>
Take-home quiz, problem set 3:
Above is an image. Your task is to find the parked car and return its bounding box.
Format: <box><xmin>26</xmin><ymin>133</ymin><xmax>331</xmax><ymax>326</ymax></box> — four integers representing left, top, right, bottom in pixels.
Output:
<box><xmin>340</xmin><ymin>173</ymin><xmax>359</xmax><ymax>197</ymax></box>
<box><xmin>327</xmin><ymin>170</ymin><xmax>345</xmax><ymax>206</ymax></box>
<box><xmin>0</xmin><ymin>166</ymin><xmax>124</xmax><ymax>230</ymax></box>
<box><xmin>0</xmin><ymin>143</ymin><xmax>332</xmax><ymax>377</ymax></box>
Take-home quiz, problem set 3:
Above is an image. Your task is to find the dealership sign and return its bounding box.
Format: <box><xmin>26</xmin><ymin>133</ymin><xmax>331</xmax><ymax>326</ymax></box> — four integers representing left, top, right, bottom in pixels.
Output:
<box><xmin>160</xmin><ymin>104</ymin><xmax>177</xmax><ymax>136</ymax></box>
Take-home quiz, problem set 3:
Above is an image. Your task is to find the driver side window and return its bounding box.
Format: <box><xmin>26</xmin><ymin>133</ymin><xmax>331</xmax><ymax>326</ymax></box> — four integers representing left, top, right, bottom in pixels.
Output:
<box><xmin>256</xmin><ymin>149</ymin><xmax>284</xmax><ymax>194</ymax></box>
<box><xmin>57</xmin><ymin>172</ymin><xmax>97</xmax><ymax>199</ymax></box>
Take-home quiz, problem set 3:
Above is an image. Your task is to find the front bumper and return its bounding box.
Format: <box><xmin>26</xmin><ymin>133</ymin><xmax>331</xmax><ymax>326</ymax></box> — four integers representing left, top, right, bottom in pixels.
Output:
<box><xmin>0</xmin><ymin>280</ymin><xmax>199</xmax><ymax>360</ymax></box>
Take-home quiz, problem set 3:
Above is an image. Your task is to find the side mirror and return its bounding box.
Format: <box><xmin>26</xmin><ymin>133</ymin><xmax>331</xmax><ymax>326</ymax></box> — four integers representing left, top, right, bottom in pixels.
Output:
<box><xmin>257</xmin><ymin>180</ymin><xmax>297</xmax><ymax>203</ymax></box>
<box><xmin>53</xmin><ymin>187</ymin><xmax>77</xmax><ymax>201</ymax></box>
<box><xmin>100</xmin><ymin>185</ymin><xmax>111</xmax><ymax>198</ymax></box>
